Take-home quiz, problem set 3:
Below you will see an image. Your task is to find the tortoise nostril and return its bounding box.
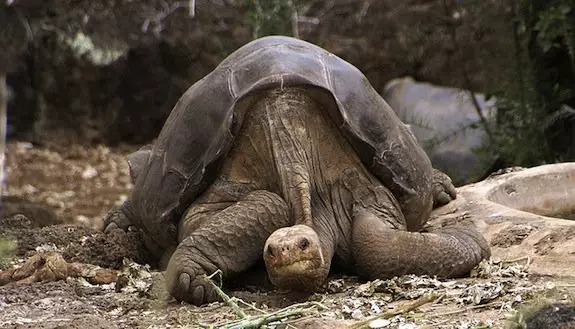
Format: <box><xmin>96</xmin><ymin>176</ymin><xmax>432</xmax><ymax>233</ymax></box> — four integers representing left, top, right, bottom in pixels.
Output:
<box><xmin>298</xmin><ymin>237</ymin><xmax>310</xmax><ymax>250</ymax></box>
<box><xmin>267</xmin><ymin>245</ymin><xmax>275</xmax><ymax>257</ymax></box>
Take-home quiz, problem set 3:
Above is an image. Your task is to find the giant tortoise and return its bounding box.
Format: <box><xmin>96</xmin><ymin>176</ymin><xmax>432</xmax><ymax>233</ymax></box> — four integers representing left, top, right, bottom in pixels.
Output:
<box><xmin>104</xmin><ymin>36</ymin><xmax>490</xmax><ymax>305</ymax></box>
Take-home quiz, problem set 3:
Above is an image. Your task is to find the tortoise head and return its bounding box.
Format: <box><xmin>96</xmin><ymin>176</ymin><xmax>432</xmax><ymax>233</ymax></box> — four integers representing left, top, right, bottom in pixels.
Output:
<box><xmin>263</xmin><ymin>225</ymin><xmax>329</xmax><ymax>291</ymax></box>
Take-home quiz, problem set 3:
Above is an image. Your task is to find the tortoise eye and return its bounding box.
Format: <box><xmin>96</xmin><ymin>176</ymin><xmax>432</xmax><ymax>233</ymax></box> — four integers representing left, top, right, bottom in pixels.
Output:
<box><xmin>298</xmin><ymin>237</ymin><xmax>310</xmax><ymax>251</ymax></box>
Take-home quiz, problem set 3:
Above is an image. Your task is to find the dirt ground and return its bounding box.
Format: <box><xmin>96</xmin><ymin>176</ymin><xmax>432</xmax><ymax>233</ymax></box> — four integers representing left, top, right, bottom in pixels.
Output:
<box><xmin>2</xmin><ymin>141</ymin><xmax>575</xmax><ymax>329</ymax></box>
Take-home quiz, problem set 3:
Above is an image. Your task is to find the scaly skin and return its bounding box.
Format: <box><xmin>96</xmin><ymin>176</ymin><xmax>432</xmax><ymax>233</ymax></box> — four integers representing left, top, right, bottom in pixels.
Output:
<box><xmin>166</xmin><ymin>190</ymin><xmax>291</xmax><ymax>305</ymax></box>
<box><xmin>140</xmin><ymin>86</ymin><xmax>491</xmax><ymax>305</ymax></box>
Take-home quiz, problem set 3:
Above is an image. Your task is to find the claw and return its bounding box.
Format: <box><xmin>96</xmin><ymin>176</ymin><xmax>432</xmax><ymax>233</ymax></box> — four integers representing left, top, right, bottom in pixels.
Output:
<box><xmin>165</xmin><ymin>251</ymin><xmax>222</xmax><ymax>305</ymax></box>
<box><xmin>191</xmin><ymin>283</ymin><xmax>205</xmax><ymax>306</ymax></box>
<box><xmin>104</xmin><ymin>222</ymin><xmax>119</xmax><ymax>233</ymax></box>
<box><xmin>168</xmin><ymin>270</ymin><xmax>216</xmax><ymax>306</ymax></box>
<box><xmin>432</xmin><ymin>169</ymin><xmax>457</xmax><ymax>208</ymax></box>
<box><xmin>102</xmin><ymin>206</ymin><xmax>133</xmax><ymax>233</ymax></box>
<box><xmin>434</xmin><ymin>191</ymin><xmax>453</xmax><ymax>207</ymax></box>
<box><xmin>178</xmin><ymin>272</ymin><xmax>191</xmax><ymax>292</ymax></box>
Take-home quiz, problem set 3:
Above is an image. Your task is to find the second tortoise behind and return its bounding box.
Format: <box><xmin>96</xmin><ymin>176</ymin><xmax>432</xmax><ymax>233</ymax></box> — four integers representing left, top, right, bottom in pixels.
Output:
<box><xmin>104</xmin><ymin>36</ymin><xmax>490</xmax><ymax>305</ymax></box>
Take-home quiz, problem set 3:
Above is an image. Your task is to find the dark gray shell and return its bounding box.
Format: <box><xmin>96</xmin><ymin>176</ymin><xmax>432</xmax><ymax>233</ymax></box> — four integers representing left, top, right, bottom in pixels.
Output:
<box><xmin>128</xmin><ymin>36</ymin><xmax>434</xmax><ymax>249</ymax></box>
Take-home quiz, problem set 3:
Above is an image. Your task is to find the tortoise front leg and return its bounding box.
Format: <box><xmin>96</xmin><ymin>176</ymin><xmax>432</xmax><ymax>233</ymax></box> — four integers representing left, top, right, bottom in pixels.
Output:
<box><xmin>352</xmin><ymin>213</ymin><xmax>490</xmax><ymax>280</ymax></box>
<box><xmin>165</xmin><ymin>190</ymin><xmax>291</xmax><ymax>305</ymax></box>
<box><xmin>350</xmin><ymin>185</ymin><xmax>490</xmax><ymax>280</ymax></box>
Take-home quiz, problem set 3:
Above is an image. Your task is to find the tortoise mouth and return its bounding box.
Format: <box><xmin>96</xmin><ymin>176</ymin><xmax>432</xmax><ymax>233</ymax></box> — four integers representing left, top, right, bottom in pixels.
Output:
<box><xmin>269</xmin><ymin>259</ymin><xmax>317</xmax><ymax>275</ymax></box>
<box><xmin>266</xmin><ymin>259</ymin><xmax>328</xmax><ymax>291</ymax></box>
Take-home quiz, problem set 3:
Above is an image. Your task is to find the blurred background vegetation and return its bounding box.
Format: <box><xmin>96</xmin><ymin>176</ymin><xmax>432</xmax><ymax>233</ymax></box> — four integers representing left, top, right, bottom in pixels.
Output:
<box><xmin>0</xmin><ymin>0</ymin><xmax>574</xmax><ymax>183</ymax></box>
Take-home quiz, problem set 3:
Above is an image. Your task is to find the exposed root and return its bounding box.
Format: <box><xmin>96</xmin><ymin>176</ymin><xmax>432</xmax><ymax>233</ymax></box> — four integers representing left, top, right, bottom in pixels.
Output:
<box><xmin>0</xmin><ymin>251</ymin><xmax>117</xmax><ymax>286</ymax></box>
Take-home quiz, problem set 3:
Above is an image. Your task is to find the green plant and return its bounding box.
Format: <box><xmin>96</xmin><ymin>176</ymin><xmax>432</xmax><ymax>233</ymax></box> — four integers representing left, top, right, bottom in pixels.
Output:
<box><xmin>245</xmin><ymin>0</ymin><xmax>296</xmax><ymax>39</ymax></box>
<box><xmin>533</xmin><ymin>2</ymin><xmax>573</xmax><ymax>53</ymax></box>
<box><xmin>473</xmin><ymin>0</ymin><xmax>575</xmax><ymax>168</ymax></box>
<box><xmin>0</xmin><ymin>237</ymin><xmax>17</xmax><ymax>269</ymax></box>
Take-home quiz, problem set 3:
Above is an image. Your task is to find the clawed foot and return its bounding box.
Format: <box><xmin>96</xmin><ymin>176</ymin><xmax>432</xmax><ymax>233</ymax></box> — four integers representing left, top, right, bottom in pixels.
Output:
<box><xmin>164</xmin><ymin>240</ymin><xmax>221</xmax><ymax>305</ymax></box>
<box><xmin>167</xmin><ymin>267</ymin><xmax>221</xmax><ymax>305</ymax></box>
<box><xmin>103</xmin><ymin>206</ymin><xmax>134</xmax><ymax>233</ymax></box>
<box><xmin>432</xmin><ymin>169</ymin><xmax>457</xmax><ymax>208</ymax></box>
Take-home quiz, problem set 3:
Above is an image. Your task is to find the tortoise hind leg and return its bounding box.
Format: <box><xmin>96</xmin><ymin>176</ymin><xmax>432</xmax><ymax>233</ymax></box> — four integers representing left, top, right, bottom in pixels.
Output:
<box><xmin>103</xmin><ymin>144</ymin><xmax>154</xmax><ymax>233</ymax></box>
<box><xmin>349</xmin><ymin>185</ymin><xmax>490</xmax><ymax>280</ymax></box>
<box><xmin>432</xmin><ymin>168</ymin><xmax>457</xmax><ymax>208</ymax></box>
<box><xmin>165</xmin><ymin>190</ymin><xmax>291</xmax><ymax>305</ymax></box>
<box><xmin>103</xmin><ymin>200</ymin><xmax>170</xmax><ymax>262</ymax></box>
<box><xmin>103</xmin><ymin>201</ymin><xmax>134</xmax><ymax>233</ymax></box>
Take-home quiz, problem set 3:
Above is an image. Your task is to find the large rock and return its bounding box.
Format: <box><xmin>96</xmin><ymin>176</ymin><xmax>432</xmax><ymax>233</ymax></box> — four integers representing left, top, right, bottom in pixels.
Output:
<box><xmin>383</xmin><ymin>77</ymin><xmax>497</xmax><ymax>185</ymax></box>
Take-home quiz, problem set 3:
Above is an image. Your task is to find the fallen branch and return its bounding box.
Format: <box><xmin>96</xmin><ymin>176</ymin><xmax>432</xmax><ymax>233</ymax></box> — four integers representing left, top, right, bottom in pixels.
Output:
<box><xmin>200</xmin><ymin>271</ymin><xmax>327</xmax><ymax>329</ymax></box>
<box><xmin>344</xmin><ymin>293</ymin><xmax>441</xmax><ymax>329</ymax></box>
<box><xmin>0</xmin><ymin>75</ymin><xmax>6</xmax><ymax>205</ymax></box>
<box><xmin>0</xmin><ymin>252</ymin><xmax>117</xmax><ymax>286</ymax></box>
<box><xmin>428</xmin><ymin>301</ymin><xmax>502</xmax><ymax>318</ymax></box>
<box><xmin>206</xmin><ymin>270</ymin><xmax>247</xmax><ymax>319</ymax></box>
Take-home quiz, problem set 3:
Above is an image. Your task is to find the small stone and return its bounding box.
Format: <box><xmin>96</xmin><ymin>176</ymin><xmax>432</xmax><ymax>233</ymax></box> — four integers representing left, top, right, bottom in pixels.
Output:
<box><xmin>62</xmin><ymin>191</ymin><xmax>76</xmax><ymax>198</ymax></box>
<box><xmin>369</xmin><ymin>319</ymin><xmax>391</xmax><ymax>328</ymax></box>
<box><xmin>23</xmin><ymin>184</ymin><xmax>37</xmax><ymax>194</ymax></box>
<box><xmin>114</xmin><ymin>194</ymin><xmax>128</xmax><ymax>206</ymax></box>
<box><xmin>351</xmin><ymin>309</ymin><xmax>363</xmax><ymax>320</ymax></box>
<box><xmin>370</xmin><ymin>300</ymin><xmax>381</xmax><ymax>314</ymax></box>
<box><xmin>76</xmin><ymin>215</ymin><xmax>90</xmax><ymax>225</ymax></box>
<box><xmin>82</xmin><ymin>166</ymin><xmax>98</xmax><ymax>179</ymax></box>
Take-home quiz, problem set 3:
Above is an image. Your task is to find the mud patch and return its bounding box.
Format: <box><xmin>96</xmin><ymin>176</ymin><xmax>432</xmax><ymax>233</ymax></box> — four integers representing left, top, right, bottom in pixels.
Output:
<box><xmin>1</xmin><ymin>215</ymin><xmax>153</xmax><ymax>269</ymax></box>
<box><xmin>1</xmin><ymin>196</ymin><xmax>60</xmax><ymax>227</ymax></box>
<box><xmin>491</xmin><ymin>224</ymin><xmax>537</xmax><ymax>248</ymax></box>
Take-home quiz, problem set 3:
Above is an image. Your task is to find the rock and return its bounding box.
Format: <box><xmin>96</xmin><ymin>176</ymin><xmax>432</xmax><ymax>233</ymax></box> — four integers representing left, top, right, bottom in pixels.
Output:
<box><xmin>383</xmin><ymin>76</ymin><xmax>498</xmax><ymax>185</ymax></box>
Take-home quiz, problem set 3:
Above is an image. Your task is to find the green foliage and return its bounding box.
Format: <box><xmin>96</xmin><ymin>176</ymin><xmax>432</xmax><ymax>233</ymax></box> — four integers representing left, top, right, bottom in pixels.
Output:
<box><xmin>476</xmin><ymin>0</ymin><xmax>575</xmax><ymax>168</ymax></box>
<box><xmin>481</xmin><ymin>78</ymin><xmax>550</xmax><ymax>168</ymax></box>
<box><xmin>0</xmin><ymin>237</ymin><xmax>17</xmax><ymax>269</ymax></box>
<box><xmin>534</xmin><ymin>1</ymin><xmax>573</xmax><ymax>52</ymax></box>
<box><xmin>245</xmin><ymin>0</ymin><xmax>296</xmax><ymax>39</ymax></box>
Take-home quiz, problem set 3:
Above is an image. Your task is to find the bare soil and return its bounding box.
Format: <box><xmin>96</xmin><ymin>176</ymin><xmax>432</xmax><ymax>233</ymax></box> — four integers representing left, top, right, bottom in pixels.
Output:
<box><xmin>2</xmin><ymin>141</ymin><xmax>575</xmax><ymax>329</ymax></box>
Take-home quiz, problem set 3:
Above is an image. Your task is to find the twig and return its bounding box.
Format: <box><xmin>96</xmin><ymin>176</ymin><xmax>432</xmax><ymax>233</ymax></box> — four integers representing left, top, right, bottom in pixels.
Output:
<box><xmin>502</xmin><ymin>256</ymin><xmax>531</xmax><ymax>268</ymax></box>
<box><xmin>141</xmin><ymin>1</ymin><xmax>193</xmax><ymax>34</ymax></box>
<box><xmin>440</xmin><ymin>0</ymin><xmax>494</xmax><ymax>141</ymax></box>
<box><xmin>355</xmin><ymin>0</ymin><xmax>371</xmax><ymax>23</ymax></box>
<box><xmin>0</xmin><ymin>75</ymin><xmax>6</xmax><ymax>215</ymax></box>
<box><xmin>204</xmin><ymin>301</ymin><xmax>326</xmax><ymax>329</ymax></box>
<box><xmin>233</xmin><ymin>297</ymin><xmax>266</xmax><ymax>314</ymax></box>
<box><xmin>218</xmin><ymin>307</ymin><xmax>311</xmax><ymax>329</ymax></box>
<box><xmin>202</xmin><ymin>271</ymin><xmax>327</xmax><ymax>328</ymax></box>
<box><xmin>429</xmin><ymin>301</ymin><xmax>501</xmax><ymax>318</ymax></box>
<box><xmin>204</xmin><ymin>271</ymin><xmax>247</xmax><ymax>319</ymax></box>
<box><xmin>344</xmin><ymin>293</ymin><xmax>441</xmax><ymax>329</ymax></box>
<box><xmin>188</xmin><ymin>0</ymin><xmax>196</xmax><ymax>17</ymax></box>
<box><xmin>291</xmin><ymin>1</ymin><xmax>299</xmax><ymax>39</ymax></box>
<box><xmin>509</xmin><ymin>0</ymin><xmax>527</xmax><ymax>116</ymax></box>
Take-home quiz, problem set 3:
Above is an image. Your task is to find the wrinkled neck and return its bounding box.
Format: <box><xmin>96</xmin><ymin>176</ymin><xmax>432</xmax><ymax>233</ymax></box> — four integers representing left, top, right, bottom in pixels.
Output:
<box><xmin>310</xmin><ymin>214</ymin><xmax>338</xmax><ymax>268</ymax></box>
